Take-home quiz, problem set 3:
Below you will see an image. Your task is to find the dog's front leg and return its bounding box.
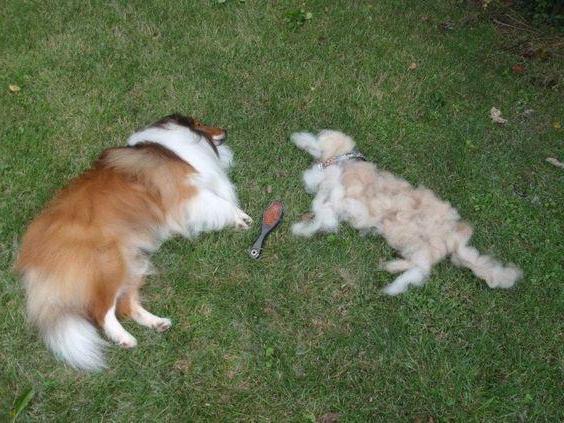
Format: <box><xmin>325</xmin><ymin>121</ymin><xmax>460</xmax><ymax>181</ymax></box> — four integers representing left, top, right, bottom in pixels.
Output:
<box><xmin>303</xmin><ymin>167</ymin><xmax>324</xmax><ymax>194</ymax></box>
<box><xmin>185</xmin><ymin>190</ymin><xmax>252</xmax><ymax>234</ymax></box>
<box><xmin>292</xmin><ymin>193</ymin><xmax>339</xmax><ymax>237</ymax></box>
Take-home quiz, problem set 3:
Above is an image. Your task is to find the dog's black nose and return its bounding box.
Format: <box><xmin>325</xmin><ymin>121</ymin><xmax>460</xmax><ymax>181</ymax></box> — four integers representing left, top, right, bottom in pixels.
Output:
<box><xmin>212</xmin><ymin>130</ymin><xmax>227</xmax><ymax>146</ymax></box>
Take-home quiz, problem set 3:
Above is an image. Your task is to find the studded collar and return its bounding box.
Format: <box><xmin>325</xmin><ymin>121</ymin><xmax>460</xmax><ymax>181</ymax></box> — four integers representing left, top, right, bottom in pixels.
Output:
<box><xmin>316</xmin><ymin>150</ymin><xmax>366</xmax><ymax>170</ymax></box>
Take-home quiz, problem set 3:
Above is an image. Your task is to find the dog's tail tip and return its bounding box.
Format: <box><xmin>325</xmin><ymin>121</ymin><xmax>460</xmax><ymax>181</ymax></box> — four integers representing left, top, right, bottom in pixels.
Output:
<box><xmin>452</xmin><ymin>244</ymin><xmax>523</xmax><ymax>289</ymax></box>
<box><xmin>42</xmin><ymin>315</ymin><xmax>107</xmax><ymax>372</ymax></box>
<box><xmin>488</xmin><ymin>263</ymin><xmax>523</xmax><ymax>288</ymax></box>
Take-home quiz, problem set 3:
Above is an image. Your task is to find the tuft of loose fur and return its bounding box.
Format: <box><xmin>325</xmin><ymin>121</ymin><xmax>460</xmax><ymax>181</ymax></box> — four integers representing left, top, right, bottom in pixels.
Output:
<box><xmin>291</xmin><ymin>130</ymin><xmax>522</xmax><ymax>295</ymax></box>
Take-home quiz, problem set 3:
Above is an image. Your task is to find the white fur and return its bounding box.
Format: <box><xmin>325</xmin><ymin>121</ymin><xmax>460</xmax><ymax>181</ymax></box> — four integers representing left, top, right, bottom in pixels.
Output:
<box><xmin>43</xmin><ymin>315</ymin><xmax>107</xmax><ymax>371</ymax></box>
<box><xmin>127</xmin><ymin>122</ymin><xmax>250</xmax><ymax>237</ymax></box>
<box><xmin>131</xmin><ymin>304</ymin><xmax>172</xmax><ymax>332</ymax></box>
<box><xmin>103</xmin><ymin>304</ymin><xmax>137</xmax><ymax>348</ymax></box>
<box><xmin>291</xmin><ymin>130</ymin><xmax>522</xmax><ymax>295</ymax></box>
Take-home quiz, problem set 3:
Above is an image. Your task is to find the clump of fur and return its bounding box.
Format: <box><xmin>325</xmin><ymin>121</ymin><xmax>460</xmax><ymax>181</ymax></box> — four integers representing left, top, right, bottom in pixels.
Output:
<box><xmin>291</xmin><ymin>130</ymin><xmax>522</xmax><ymax>295</ymax></box>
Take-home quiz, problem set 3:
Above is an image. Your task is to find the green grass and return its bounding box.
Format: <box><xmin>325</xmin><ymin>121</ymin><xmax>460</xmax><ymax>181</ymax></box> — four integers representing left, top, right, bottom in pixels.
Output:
<box><xmin>1</xmin><ymin>0</ymin><xmax>562</xmax><ymax>421</ymax></box>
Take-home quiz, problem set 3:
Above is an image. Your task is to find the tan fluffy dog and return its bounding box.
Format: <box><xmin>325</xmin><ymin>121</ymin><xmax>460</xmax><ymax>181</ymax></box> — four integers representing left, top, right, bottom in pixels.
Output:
<box><xmin>291</xmin><ymin>130</ymin><xmax>522</xmax><ymax>295</ymax></box>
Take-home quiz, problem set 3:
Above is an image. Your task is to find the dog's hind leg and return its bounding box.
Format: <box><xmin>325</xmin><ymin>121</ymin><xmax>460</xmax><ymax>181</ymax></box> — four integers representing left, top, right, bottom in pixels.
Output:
<box><xmin>292</xmin><ymin>193</ymin><xmax>339</xmax><ymax>237</ymax></box>
<box><xmin>118</xmin><ymin>289</ymin><xmax>171</xmax><ymax>332</ymax></box>
<box><xmin>381</xmin><ymin>259</ymin><xmax>413</xmax><ymax>273</ymax></box>
<box><xmin>381</xmin><ymin>251</ymin><xmax>432</xmax><ymax>295</ymax></box>
<box><xmin>291</xmin><ymin>209</ymin><xmax>338</xmax><ymax>237</ymax></box>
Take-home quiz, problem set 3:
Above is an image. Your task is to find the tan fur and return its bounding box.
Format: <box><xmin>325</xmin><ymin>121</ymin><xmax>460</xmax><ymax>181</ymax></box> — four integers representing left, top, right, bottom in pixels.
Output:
<box><xmin>292</xmin><ymin>130</ymin><xmax>522</xmax><ymax>295</ymax></box>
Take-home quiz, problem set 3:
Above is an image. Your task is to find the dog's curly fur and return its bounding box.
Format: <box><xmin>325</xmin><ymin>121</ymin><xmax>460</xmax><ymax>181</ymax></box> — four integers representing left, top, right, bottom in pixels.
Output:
<box><xmin>291</xmin><ymin>130</ymin><xmax>522</xmax><ymax>295</ymax></box>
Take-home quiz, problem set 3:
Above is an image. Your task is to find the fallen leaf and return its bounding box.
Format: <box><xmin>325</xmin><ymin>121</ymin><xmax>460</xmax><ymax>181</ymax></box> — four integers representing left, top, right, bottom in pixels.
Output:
<box><xmin>546</xmin><ymin>157</ymin><xmax>564</xmax><ymax>169</ymax></box>
<box><xmin>521</xmin><ymin>47</ymin><xmax>536</xmax><ymax>59</ymax></box>
<box><xmin>408</xmin><ymin>62</ymin><xmax>418</xmax><ymax>70</ymax></box>
<box><xmin>512</xmin><ymin>64</ymin><xmax>526</xmax><ymax>74</ymax></box>
<box><xmin>8</xmin><ymin>84</ymin><xmax>20</xmax><ymax>93</ymax></box>
<box><xmin>317</xmin><ymin>412</ymin><xmax>340</xmax><ymax>423</ymax></box>
<box><xmin>439</xmin><ymin>20</ymin><xmax>454</xmax><ymax>31</ymax></box>
<box><xmin>490</xmin><ymin>107</ymin><xmax>508</xmax><ymax>125</ymax></box>
<box><xmin>553</xmin><ymin>121</ymin><xmax>561</xmax><ymax>129</ymax></box>
<box><xmin>173</xmin><ymin>359</ymin><xmax>193</xmax><ymax>373</ymax></box>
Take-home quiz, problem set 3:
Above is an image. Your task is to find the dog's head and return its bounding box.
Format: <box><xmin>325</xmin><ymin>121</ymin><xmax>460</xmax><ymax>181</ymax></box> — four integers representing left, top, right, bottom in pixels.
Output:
<box><xmin>291</xmin><ymin>130</ymin><xmax>356</xmax><ymax>161</ymax></box>
<box><xmin>127</xmin><ymin>113</ymin><xmax>233</xmax><ymax>169</ymax></box>
<box><xmin>150</xmin><ymin>113</ymin><xmax>227</xmax><ymax>154</ymax></box>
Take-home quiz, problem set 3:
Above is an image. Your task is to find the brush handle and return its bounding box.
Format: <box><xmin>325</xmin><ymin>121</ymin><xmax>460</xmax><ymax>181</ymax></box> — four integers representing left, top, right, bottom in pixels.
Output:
<box><xmin>249</xmin><ymin>224</ymin><xmax>271</xmax><ymax>259</ymax></box>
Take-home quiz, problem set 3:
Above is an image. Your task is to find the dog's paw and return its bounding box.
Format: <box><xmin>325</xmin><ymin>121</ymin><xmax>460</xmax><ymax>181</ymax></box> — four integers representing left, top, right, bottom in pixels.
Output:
<box><xmin>380</xmin><ymin>259</ymin><xmax>412</xmax><ymax>274</ymax></box>
<box><xmin>290</xmin><ymin>132</ymin><xmax>321</xmax><ymax>157</ymax></box>
<box><xmin>235</xmin><ymin>210</ymin><xmax>253</xmax><ymax>230</ymax></box>
<box><xmin>290</xmin><ymin>132</ymin><xmax>315</xmax><ymax>146</ymax></box>
<box><xmin>152</xmin><ymin>317</ymin><xmax>172</xmax><ymax>332</ymax></box>
<box><xmin>117</xmin><ymin>333</ymin><xmax>138</xmax><ymax>349</ymax></box>
<box><xmin>381</xmin><ymin>282</ymin><xmax>408</xmax><ymax>296</ymax></box>
<box><xmin>291</xmin><ymin>222</ymin><xmax>314</xmax><ymax>237</ymax></box>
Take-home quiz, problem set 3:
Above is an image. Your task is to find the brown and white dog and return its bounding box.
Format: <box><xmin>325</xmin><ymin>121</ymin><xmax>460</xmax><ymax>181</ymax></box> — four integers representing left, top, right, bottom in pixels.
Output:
<box><xmin>15</xmin><ymin>114</ymin><xmax>252</xmax><ymax>371</ymax></box>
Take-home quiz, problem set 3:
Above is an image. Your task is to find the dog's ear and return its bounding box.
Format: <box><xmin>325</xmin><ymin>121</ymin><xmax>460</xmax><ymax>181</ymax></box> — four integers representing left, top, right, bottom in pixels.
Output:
<box><xmin>290</xmin><ymin>132</ymin><xmax>322</xmax><ymax>159</ymax></box>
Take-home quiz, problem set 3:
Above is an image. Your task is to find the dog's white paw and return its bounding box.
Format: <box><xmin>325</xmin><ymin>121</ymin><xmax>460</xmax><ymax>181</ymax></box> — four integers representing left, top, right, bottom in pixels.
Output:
<box><xmin>235</xmin><ymin>210</ymin><xmax>253</xmax><ymax>230</ymax></box>
<box><xmin>290</xmin><ymin>132</ymin><xmax>315</xmax><ymax>146</ymax></box>
<box><xmin>291</xmin><ymin>222</ymin><xmax>314</xmax><ymax>237</ymax></box>
<box><xmin>381</xmin><ymin>259</ymin><xmax>412</xmax><ymax>274</ymax></box>
<box><xmin>117</xmin><ymin>332</ymin><xmax>138</xmax><ymax>349</ymax></box>
<box><xmin>152</xmin><ymin>317</ymin><xmax>172</xmax><ymax>332</ymax></box>
<box><xmin>381</xmin><ymin>281</ymin><xmax>408</xmax><ymax>296</ymax></box>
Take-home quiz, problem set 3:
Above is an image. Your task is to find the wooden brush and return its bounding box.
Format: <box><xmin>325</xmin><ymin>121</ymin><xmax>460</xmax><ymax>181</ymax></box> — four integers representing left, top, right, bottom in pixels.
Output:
<box><xmin>249</xmin><ymin>201</ymin><xmax>284</xmax><ymax>259</ymax></box>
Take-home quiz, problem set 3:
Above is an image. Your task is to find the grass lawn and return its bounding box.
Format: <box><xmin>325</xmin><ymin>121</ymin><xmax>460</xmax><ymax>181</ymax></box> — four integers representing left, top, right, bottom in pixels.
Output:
<box><xmin>1</xmin><ymin>0</ymin><xmax>562</xmax><ymax>421</ymax></box>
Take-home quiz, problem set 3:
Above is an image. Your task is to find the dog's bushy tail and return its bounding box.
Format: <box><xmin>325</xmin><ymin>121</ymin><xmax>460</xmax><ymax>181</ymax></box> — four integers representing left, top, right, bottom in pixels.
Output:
<box><xmin>451</xmin><ymin>236</ymin><xmax>522</xmax><ymax>289</ymax></box>
<box><xmin>40</xmin><ymin>314</ymin><xmax>107</xmax><ymax>371</ymax></box>
<box><xmin>25</xmin><ymin>273</ymin><xmax>107</xmax><ymax>371</ymax></box>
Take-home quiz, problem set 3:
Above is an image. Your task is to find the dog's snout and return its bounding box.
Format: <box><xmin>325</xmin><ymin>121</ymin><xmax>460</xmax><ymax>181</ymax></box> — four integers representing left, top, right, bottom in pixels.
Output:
<box><xmin>212</xmin><ymin>129</ymin><xmax>227</xmax><ymax>146</ymax></box>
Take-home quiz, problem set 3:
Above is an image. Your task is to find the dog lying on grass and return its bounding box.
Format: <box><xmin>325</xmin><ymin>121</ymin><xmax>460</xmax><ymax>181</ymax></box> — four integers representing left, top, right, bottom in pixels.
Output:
<box><xmin>16</xmin><ymin>114</ymin><xmax>252</xmax><ymax>371</ymax></box>
<box><xmin>291</xmin><ymin>130</ymin><xmax>522</xmax><ymax>295</ymax></box>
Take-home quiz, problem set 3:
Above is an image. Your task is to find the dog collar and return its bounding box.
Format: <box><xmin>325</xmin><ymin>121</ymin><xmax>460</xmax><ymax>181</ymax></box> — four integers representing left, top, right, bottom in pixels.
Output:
<box><xmin>316</xmin><ymin>150</ymin><xmax>366</xmax><ymax>170</ymax></box>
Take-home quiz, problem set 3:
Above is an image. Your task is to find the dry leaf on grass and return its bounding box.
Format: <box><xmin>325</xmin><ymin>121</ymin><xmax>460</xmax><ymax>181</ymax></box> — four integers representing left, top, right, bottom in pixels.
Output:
<box><xmin>8</xmin><ymin>84</ymin><xmax>20</xmax><ymax>93</ymax></box>
<box><xmin>512</xmin><ymin>64</ymin><xmax>526</xmax><ymax>74</ymax></box>
<box><xmin>408</xmin><ymin>62</ymin><xmax>418</xmax><ymax>70</ymax></box>
<box><xmin>317</xmin><ymin>412</ymin><xmax>340</xmax><ymax>423</ymax></box>
<box><xmin>439</xmin><ymin>20</ymin><xmax>454</xmax><ymax>31</ymax></box>
<box><xmin>546</xmin><ymin>157</ymin><xmax>564</xmax><ymax>169</ymax></box>
<box><xmin>490</xmin><ymin>107</ymin><xmax>508</xmax><ymax>124</ymax></box>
